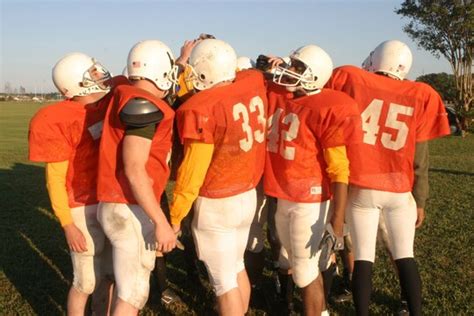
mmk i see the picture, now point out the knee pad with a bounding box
[209,271,239,297]
[292,255,320,288]
[117,268,151,310]
[73,267,96,295]
[71,253,96,295]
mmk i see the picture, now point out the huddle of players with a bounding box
[28,34,450,316]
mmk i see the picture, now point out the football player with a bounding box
[264,45,362,315]
[96,40,178,314]
[170,38,268,315]
[28,53,127,315]
[326,40,451,316]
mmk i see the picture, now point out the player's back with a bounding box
[176,69,268,198]
[327,65,450,192]
[264,84,361,202]
[98,84,174,204]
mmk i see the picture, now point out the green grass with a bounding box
[1,101,473,315]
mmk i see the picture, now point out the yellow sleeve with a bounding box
[177,65,194,99]
[170,140,214,225]
[323,146,349,184]
[45,161,73,227]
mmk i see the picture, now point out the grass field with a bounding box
[1,101,473,315]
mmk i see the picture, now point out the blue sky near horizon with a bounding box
[1,0,452,93]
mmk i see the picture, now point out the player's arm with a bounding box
[323,145,350,238]
[120,98,176,253]
[170,139,214,232]
[412,141,429,228]
[45,161,87,252]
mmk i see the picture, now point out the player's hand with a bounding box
[268,56,285,69]
[176,40,200,68]
[415,207,425,228]
[63,224,87,253]
[155,222,177,253]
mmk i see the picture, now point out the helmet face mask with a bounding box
[52,53,111,99]
[273,58,317,90]
[80,60,111,91]
[273,45,333,92]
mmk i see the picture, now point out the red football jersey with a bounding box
[97,85,174,204]
[264,83,362,203]
[28,76,129,207]
[176,70,268,198]
[326,65,450,192]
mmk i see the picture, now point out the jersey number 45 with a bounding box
[362,99,414,151]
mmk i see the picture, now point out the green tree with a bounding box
[416,72,457,102]
[396,0,473,128]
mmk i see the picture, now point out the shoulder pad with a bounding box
[120,98,164,127]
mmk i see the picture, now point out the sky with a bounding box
[0,0,452,94]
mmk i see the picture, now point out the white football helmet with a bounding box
[52,52,111,99]
[273,45,333,91]
[236,56,255,70]
[363,40,412,80]
[187,39,237,90]
[127,40,179,91]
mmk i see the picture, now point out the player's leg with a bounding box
[332,234,354,304]
[89,207,114,316]
[382,192,421,316]
[346,187,381,316]
[244,183,267,290]
[68,205,103,316]
[192,191,255,315]
[274,198,295,313]
[97,203,156,315]
[286,199,330,315]
[377,212,409,315]
[236,189,258,312]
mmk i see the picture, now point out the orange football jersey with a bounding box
[29,100,107,207]
[176,70,268,198]
[97,84,174,204]
[28,76,129,207]
[326,65,450,192]
[264,83,362,203]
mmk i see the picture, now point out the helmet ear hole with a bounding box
[200,74,206,80]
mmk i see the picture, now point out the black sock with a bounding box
[395,258,422,316]
[153,256,168,294]
[244,250,265,288]
[352,260,373,316]
[278,272,294,308]
[322,262,337,302]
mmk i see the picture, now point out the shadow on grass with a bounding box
[429,168,474,176]
[0,163,70,315]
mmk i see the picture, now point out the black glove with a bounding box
[256,54,271,72]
